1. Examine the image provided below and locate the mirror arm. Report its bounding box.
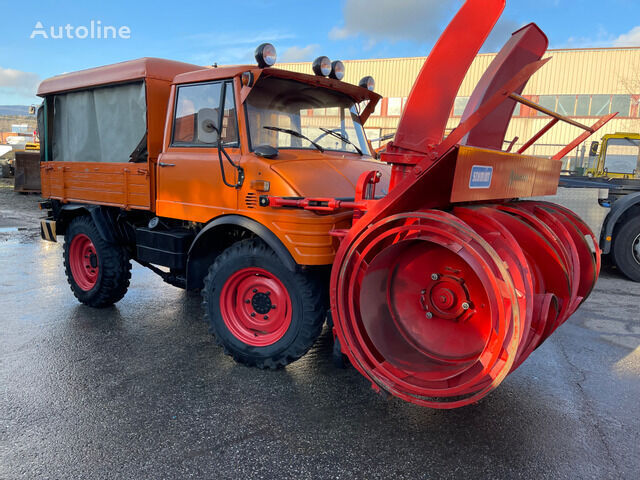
[216,82,244,189]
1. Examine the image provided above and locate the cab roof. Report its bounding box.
[37,57,203,96]
[173,66,381,104]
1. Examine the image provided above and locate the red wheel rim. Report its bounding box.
[69,233,99,291]
[220,267,292,347]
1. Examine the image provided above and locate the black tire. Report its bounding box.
[63,215,132,307]
[612,216,640,282]
[202,238,326,369]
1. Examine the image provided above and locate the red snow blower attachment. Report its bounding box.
[265,0,614,408]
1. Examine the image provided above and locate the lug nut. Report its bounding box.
[431,273,439,281]
[461,302,470,310]
[265,291,270,295]
[271,305,276,309]
[425,312,433,319]
[263,315,269,320]
[253,289,258,293]
[245,299,251,304]
[251,312,256,317]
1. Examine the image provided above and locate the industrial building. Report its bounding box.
[281,46,640,167]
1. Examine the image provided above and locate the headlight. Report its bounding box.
[312,56,331,76]
[359,76,375,91]
[255,43,277,68]
[329,60,345,80]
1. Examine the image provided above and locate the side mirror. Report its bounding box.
[589,141,599,157]
[197,108,219,144]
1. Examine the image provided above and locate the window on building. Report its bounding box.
[372,100,382,116]
[537,95,556,116]
[611,95,632,117]
[576,95,590,116]
[387,97,402,116]
[325,107,339,116]
[590,95,611,116]
[512,102,521,116]
[556,95,576,116]
[453,97,469,116]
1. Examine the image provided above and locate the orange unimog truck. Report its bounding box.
[37,46,388,368]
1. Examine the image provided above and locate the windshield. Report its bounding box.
[246,76,370,155]
[604,137,640,174]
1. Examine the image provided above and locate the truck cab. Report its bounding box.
[37,48,389,368]
[587,132,640,180]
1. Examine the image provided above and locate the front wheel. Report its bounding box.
[202,239,326,369]
[63,215,132,307]
[612,216,640,282]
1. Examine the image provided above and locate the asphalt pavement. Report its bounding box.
[1,196,639,479]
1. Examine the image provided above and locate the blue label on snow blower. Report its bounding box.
[469,165,493,189]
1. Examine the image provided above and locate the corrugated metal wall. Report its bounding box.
[279,47,640,156]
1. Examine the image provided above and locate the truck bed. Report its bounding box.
[40,161,151,210]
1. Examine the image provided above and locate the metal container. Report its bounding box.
[14,150,41,193]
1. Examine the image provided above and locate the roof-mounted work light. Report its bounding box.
[255,43,277,68]
[359,76,375,91]
[312,56,331,76]
[329,60,345,80]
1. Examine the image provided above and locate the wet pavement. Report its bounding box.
[1,222,640,478]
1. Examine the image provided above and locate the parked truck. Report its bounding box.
[546,133,640,282]
[37,0,614,408]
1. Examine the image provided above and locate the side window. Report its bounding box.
[172,81,238,147]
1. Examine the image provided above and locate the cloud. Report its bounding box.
[185,30,297,66]
[329,0,520,52]
[481,18,522,52]
[613,26,640,47]
[280,44,319,62]
[328,0,456,45]
[0,66,41,98]
[186,31,296,48]
[557,25,640,49]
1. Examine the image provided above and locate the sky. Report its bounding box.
[1,0,639,105]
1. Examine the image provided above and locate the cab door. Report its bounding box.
[156,80,241,222]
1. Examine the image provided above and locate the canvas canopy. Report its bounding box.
[51,81,147,163]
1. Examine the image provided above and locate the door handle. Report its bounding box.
[158,162,175,167]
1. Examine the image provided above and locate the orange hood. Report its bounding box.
[270,156,391,198]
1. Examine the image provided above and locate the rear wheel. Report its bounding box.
[612,216,640,282]
[202,239,326,369]
[63,215,132,307]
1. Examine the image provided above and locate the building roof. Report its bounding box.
[37,57,203,96]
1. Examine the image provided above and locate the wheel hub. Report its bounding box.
[251,292,273,314]
[633,233,640,265]
[420,274,473,321]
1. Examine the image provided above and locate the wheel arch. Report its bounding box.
[601,192,640,254]
[57,204,120,243]
[186,215,297,290]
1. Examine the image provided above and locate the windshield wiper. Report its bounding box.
[263,126,324,152]
[319,127,363,155]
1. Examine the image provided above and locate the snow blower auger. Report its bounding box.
[262,0,614,408]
